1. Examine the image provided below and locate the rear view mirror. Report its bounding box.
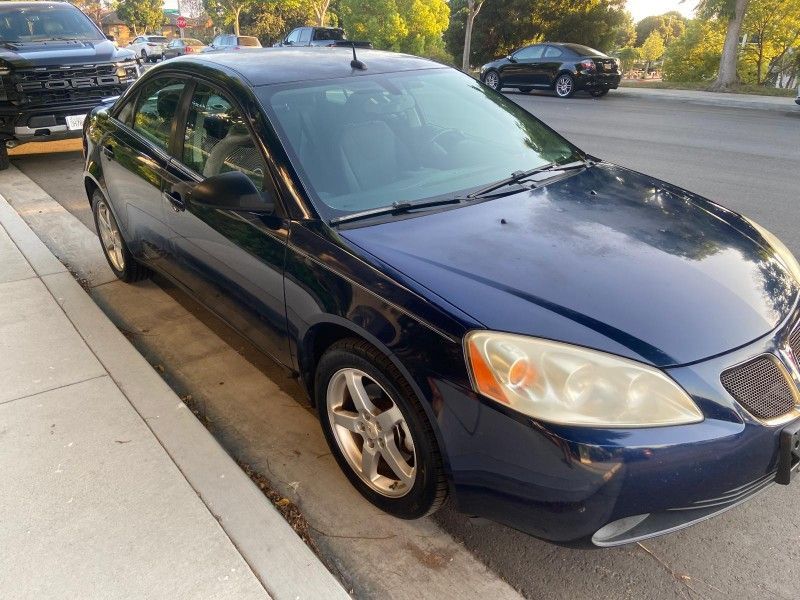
[191,171,274,214]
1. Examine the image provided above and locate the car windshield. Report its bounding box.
[259,68,581,219]
[183,38,203,45]
[238,36,260,46]
[564,43,606,57]
[0,5,103,42]
[315,28,345,41]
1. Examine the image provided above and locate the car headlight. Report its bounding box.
[746,218,800,284]
[465,332,703,427]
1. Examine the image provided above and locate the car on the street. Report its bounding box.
[163,37,207,59]
[204,34,261,52]
[84,48,800,548]
[480,42,621,98]
[127,35,169,63]
[0,1,138,170]
[274,26,370,49]
[795,84,799,105]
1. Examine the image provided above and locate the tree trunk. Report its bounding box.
[710,0,749,91]
[461,1,483,72]
[315,1,330,27]
[233,6,240,35]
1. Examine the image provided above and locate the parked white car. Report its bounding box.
[127,35,168,62]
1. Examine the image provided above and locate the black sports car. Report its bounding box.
[480,42,621,98]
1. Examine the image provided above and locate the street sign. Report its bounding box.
[177,16,187,29]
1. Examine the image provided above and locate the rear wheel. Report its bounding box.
[590,89,609,97]
[554,73,576,98]
[92,190,150,283]
[316,338,447,519]
[484,70,501,90]
[517,86,533,93]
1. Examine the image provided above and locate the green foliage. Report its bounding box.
[339,0,450,58]
[203,0,258,33]
[634,12,686,46]
[244,0,320,42]
[740,0,800,84]
[114,0,164,35]
[662,19,725,81]
[639,30,665,64]
[446,0,632,67]
[616,45,640,71]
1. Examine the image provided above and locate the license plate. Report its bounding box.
[65,114,86,131]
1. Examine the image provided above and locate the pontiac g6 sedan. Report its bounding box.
[83,48,800,547]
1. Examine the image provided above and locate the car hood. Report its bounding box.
[341,164,798,367]
[0,39,133,67]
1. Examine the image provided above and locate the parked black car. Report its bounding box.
[480,42,620,98]
[204,34,261,52]
[274,26,370,49]
[84,48,800,548]
[0,1,138,169]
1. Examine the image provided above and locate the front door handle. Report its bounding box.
[163,190,185,212]
[102,144,114,159]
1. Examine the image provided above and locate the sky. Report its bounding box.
[626,0,698,22]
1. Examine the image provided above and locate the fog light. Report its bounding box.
[116,66,127,78]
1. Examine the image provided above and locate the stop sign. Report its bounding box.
[177,16,187,29]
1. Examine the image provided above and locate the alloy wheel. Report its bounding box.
[485,71,500,90]
[326,368,417,497]
[96,201,125,272]
[555,75,574,97]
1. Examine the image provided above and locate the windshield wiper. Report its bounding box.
[463,159,592,200]
[330,197,461,226]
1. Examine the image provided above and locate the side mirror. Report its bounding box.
[190,171,274,214]
[507,54,516,63]
[106,34,115,42]
[284,39,293,45]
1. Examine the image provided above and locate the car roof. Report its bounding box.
[173,47,444,86]
[0,1,75,8]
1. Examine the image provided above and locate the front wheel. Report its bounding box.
[92,190,150,283]
[554,74,576,98]
[316,338,447,519]
[483,70,501,91]
[590,89,609,97]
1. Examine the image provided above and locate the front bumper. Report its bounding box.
[576,72,621,90]
[434,311,800,546]
[0,102,105,143]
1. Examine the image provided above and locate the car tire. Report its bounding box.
[0,144,9,171]
[518,86,533,93]
[92,190,150,283]
[140,49,147,62]
[483,70,501,91]
[315,338,448,519]
[590,89,609,97]
[554,73,576,98]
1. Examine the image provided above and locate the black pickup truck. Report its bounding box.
[0,2,138,169]
[274,26,371,49]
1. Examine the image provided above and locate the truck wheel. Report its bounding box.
[0,144,9,171]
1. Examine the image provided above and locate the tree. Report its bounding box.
[740,0,800,84]
[114,0,164,36]
[311,0,331,26]
[339,0,449,59]
[699,0,750,90]
[462,0,486,71]
[72,0,103,25]
[662,18,726,81]
[639,30,665,74]
[635,11,686,46]
[204,0,257,34]
[616,45,640,74]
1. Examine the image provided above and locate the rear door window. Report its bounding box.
[298,28,311,44]
[131,77,186,152]
[544,46,563,58]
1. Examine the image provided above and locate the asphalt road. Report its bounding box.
[8,92,800,600]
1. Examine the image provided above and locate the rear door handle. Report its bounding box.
[102,144,114,159]
[163,190,185,212]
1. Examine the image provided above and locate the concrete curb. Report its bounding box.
[617,85,797,113]
[0,195,350,600]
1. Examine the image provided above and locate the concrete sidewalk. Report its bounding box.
[0,195,348,600]
[617,84,797,112]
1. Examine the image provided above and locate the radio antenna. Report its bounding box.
[349,42,366,70]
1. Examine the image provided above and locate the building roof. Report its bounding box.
[172,47,445,87]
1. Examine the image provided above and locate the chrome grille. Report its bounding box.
[721,355,796,420]
[789,326,800,365]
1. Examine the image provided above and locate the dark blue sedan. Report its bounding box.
[82,48,800,547]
